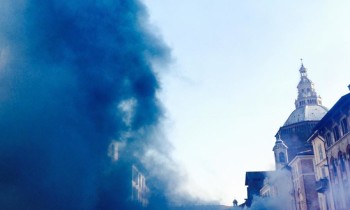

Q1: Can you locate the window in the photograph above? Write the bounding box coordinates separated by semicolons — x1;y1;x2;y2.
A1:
321;168;326;178
333;126;340;141
326;133;333;147
340;155;345;172
318;145;324;160
341;118;349;135
279;152;286;163
340;154;346;172
332;158;338;177
348;149;350;168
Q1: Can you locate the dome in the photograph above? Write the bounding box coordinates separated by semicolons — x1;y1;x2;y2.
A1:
284;105;328;126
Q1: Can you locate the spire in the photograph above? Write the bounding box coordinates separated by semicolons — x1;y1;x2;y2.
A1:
294;61;323;108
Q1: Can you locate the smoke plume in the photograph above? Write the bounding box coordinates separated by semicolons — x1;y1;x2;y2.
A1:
0;0;181;209
243;169;296;210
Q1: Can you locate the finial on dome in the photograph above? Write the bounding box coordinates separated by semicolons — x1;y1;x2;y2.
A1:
299;58;307;77
275;132;285;144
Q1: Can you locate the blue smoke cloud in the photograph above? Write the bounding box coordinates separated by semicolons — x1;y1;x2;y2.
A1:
0;0;177;209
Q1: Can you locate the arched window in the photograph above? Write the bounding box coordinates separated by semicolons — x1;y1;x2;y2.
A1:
341;118;349;135
279;152;286;163
347;146;350;168
318;145;324;160
331;158;338;177
333;126;340;141
339;153;346;172
325;133;333;147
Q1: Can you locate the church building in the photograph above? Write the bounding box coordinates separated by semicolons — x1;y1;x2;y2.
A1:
275;62;328;163
243;61;350;210
272;62;327;210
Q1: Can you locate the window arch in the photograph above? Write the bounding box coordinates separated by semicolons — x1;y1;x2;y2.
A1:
341;118;349;135
333;126;340;141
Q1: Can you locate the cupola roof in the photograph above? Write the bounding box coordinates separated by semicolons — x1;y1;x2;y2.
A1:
284;61;328;126
273;133;288;150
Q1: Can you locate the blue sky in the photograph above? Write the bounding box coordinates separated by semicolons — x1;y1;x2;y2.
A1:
144;0;350;205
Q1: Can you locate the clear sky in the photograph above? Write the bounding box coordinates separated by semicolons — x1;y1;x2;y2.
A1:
143;0;350;205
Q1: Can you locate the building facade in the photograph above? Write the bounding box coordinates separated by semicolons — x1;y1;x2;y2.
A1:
289;152;319;210
132;165;149;207
308;132;336;210
109;141;150;208
244;171;269;207
311;92;350;210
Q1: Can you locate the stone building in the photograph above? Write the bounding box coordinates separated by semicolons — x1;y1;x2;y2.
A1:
289;150;319;210
310;91;350;210
308;130;336;210
109;141;150;208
